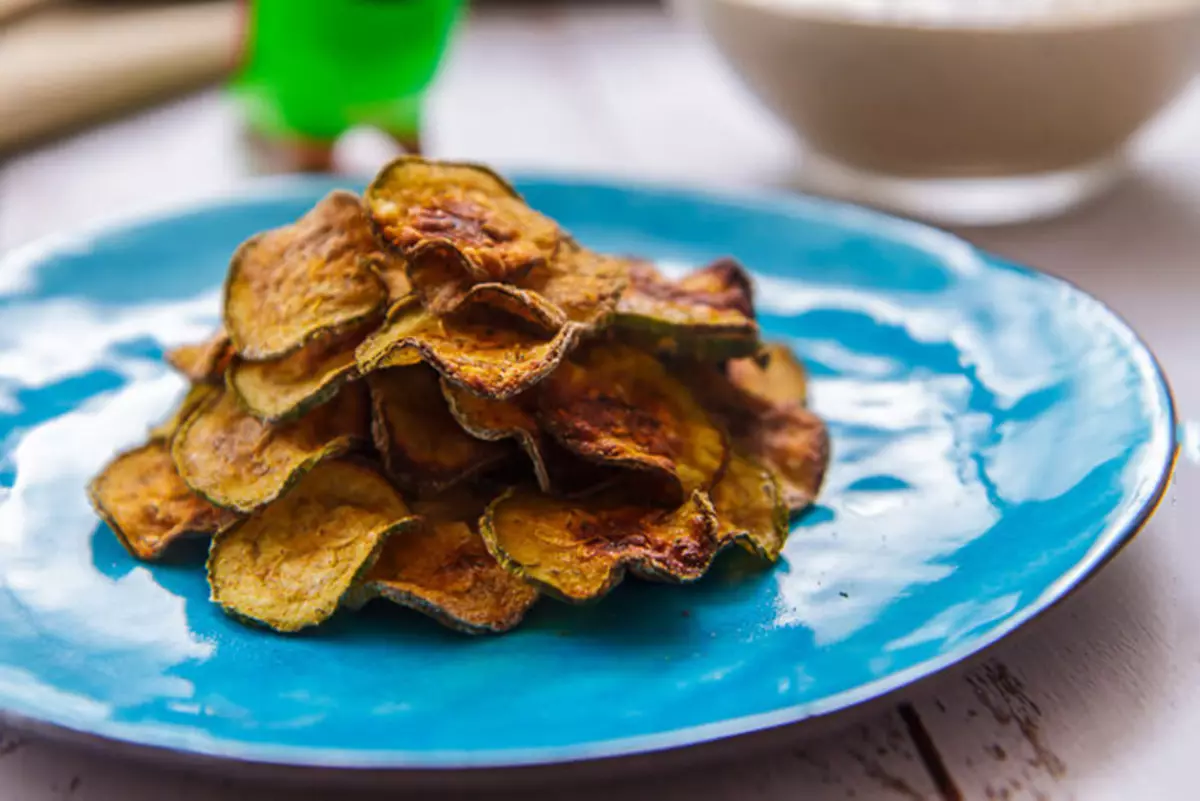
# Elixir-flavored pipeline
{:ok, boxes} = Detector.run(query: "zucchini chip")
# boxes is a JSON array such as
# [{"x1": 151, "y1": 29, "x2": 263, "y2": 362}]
[
  {"x1": 228, "y1": 322, "x2": 371, "y2": 423},
  {"x1": 481, "y1": 486, "x2": 719, "y2": 603},
  {"x1": 368, "y1": 365, "x2": 511, "y2": 494},
  {"x1": 172, "y1": 386, "x2": 369, "y2": 513},
  {"x1": 208, "y1": 460, "x2": 417, "y2": 632},
  {"x1": 367, "y1": 156, "x2": 561, "y2": 283},
  {"x1": 224, "y1": 190, "x2": 387, "y2": 359},
  {"x1": 88, "y1": 441, "x2": 238, "y2": 561},
  {"x1": 356, "y1": 298, "x2": 582, "y2": 401},
  {"x1": 354, "y1": 491, "x2": 538, "y2": 634},
  {"x1": 165, "y1": 327, "x2": 233, "y2": 385},
  {"x1": 615, "y1": 259, "x2": 759, "y2": 359},
  {"x1": 538, "y1": 343, "x2": 726, "y2": 506},
  {"x1": 711, "y1": 450, "x2": 789, "y2": 561}
]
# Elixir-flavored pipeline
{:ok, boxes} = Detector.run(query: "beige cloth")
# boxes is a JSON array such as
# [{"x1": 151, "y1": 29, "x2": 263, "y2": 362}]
[{"x1": 0, "y1": 1, "x2": 237, "y2": 153}]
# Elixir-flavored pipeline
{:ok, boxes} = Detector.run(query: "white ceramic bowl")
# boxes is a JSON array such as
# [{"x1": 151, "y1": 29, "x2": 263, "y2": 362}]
[{"x1": 675, "y1": 0, "x2": 1200, "y2": 223}]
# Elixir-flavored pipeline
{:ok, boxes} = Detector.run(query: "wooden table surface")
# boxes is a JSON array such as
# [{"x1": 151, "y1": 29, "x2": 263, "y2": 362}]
[{"x1": 0, "y1": 6, "x2": 1197, "y2": 800}]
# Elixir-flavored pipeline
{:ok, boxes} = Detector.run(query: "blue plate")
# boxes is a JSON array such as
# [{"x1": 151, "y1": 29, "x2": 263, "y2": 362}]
[{"x1": 0, "y1": 175, "x2": 1175, "y2": 769}]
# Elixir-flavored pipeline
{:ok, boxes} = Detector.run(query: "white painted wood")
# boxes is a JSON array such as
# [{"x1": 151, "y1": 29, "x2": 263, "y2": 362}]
[{"x1": 1, "y1": 5, "x2": 1198, "y2": 800}]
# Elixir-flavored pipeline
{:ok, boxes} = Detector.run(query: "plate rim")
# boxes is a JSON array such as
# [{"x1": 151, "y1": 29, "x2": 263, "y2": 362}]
[{"x1": 0, "y1": 173, "x2": 1178, "y2": 770}]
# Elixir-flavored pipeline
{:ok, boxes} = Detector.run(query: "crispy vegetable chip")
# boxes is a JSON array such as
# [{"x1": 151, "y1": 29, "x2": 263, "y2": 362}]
[
  {"x1": 745, "y1": 405, "x2": 829, "y2": 513},
  {"x1": 88, "y1": 441, "x2": 238, "y2": 561},
  {"x1": 354, "y1": 491, "x2": 538, "y2": 633},
  {"x1": 538, "y1": 343, "x2": 726, "y2": 506},
  {"x1": 405, "y1": 240, "x2": 625, "y2": 336},
  {"x1": 367, "y1": 250, "x2": 414, "y2": 304},
  {"x1": 368, "y1": 365, "x2": 510, "y2": 494},
  {"x1": 689, "y1": 357, "x2": 829, "y2": 514},
  {"x1": 208, "y1": 460, "x2": 417, "y2": 632},
  {"x1": 521, "y1": 245, "x2": 630, "y2": 328},
  {"x1": 481, "y1": 486, "x2": 720, "y2": 603},
  {"x1": 366, "y1": 156, "x2": 561, "y2": 282},
  {"x1": 453, "y1": 282, "x2": 567, "y2": 332},
  {"x1": 712, "y1": 450, "x2": 789, "y2": 561},
  {"x1": 441, "y1": 381, "x2": 614, "y2": 495},
  {"x1": 224, "y1": 190, "x2": 387, "y2": 359},
  {"x1": 173, "y1": 386, "x2": 369, "y2": 513},
  {"x1": 165, "y1": 328, "x2": 233, "y2": 385},
  {"x1": 228, "y1": 324, "x2": 369, "y2": 423},
  {"x1": 402, "y1": 240, "x2": 569, "y2": 330},
  {"x1": 727, "y1": 342, "x2": 808, "y2": 408},
  {"x1": 356, "y1": 298, "x2": 582, "y2": 400},
  {"x1": 148, "y1": 383, "x2": 220, "y2": 443},
  {"x1": 616, "y1": 259, "x2": 759, "y2": 359}
]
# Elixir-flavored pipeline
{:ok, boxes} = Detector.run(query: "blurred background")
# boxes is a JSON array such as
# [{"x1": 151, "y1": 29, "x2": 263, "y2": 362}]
[{"x1": 3, "y1": 0, "x2": 1200, "y2": 234}]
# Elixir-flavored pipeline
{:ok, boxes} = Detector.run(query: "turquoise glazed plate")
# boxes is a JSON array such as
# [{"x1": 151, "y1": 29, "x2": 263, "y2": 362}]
[{"x1": 0, "y1": 176, "x2": 1175, "y2": 769}]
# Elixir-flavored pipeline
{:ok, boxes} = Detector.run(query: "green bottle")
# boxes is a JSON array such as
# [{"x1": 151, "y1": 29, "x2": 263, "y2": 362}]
[{"x1": 232, "y1": 0, "x2": 462, "y2": 170}]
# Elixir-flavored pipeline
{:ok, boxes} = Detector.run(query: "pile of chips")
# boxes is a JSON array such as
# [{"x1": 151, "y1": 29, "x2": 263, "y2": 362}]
[{"x1": 87, "y1": 157, "x2": 830, "y2": 635}]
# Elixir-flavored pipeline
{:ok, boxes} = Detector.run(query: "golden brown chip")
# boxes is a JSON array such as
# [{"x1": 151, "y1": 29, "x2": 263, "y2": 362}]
[
  {"x1": 224, "y1": 190, "x2": 388, "y2": 359},
  {"x1": 404, "y1": 240, "x2": 625, "y2": 336},
  {"x1": 538, "y1": 343, "x2": 726, "y2": 506},
  {"x1": 207, "y1": 460, "x2": 417, "y2": 633},
  {"x1": 148, "y1": 383, "x2": 220, "y2": 443},
  {"x1": 727, "y1": 342, "x2": 808, "y2": 408},
  {"x1": 480, "y1": 486, "x2": 720, "y2": 603},
  {"x1": 440, "y1": 381, "x2": 614, "y2": 495},
  {"x1": 711, "y1": 450, "x2": 789, "y2": 561},
  {"x1": 402, "y1": 241, "x2": 565, "y2": 331},
  {"x1": 165, "y1": 328, "x2": 233, "y2": 385},
  {"x1": 366, "y1": 156, "x2": 561, "y2": 282},
  {"x1": 522, "y1": 245, "x2": 630, "y2": 328},
  {"x1": 354, "y1": 490, "x2": 539, "y2": 634},
  {"x1": 356, "y1": 297, "x2": 583, "y2": 400},
  {"x1": 366, "y1": 249, "x2": 414, "y2": 304},
  {"x1": 172, "y1": 386, "x2": 369, "y2": 513},
  {"x1": 368, "y1": 365, "x2": 511, "y2": 494},
  {"x1": 228, "y1": 324, "x2": 369, "y2": 423},
  {"x1": 452, "y1": 282, "x2": 567, "y2": 332},
  {"x1": 689, "y1": 360, "x2": 829, "y2": 515},
  {"x1": 745, "y1": 405, "x2": 829, "y2": 513},
  {"x1": 615, "y1": 259, "x2": 760, "y2": 359},
  {"x1": 88, "y1": 441, "x2": 238, "y2": 561}
]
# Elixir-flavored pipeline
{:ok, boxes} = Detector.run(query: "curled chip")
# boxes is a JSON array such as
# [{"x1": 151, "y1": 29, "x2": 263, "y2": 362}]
[
  {"x1": 356, "y1": 297, "x2": 582, "y2": 400},
  {"x1": 689, "y1": 353, "x2": 829, "y2": 515},
  {"x1": 88, "y1": 441, "x2": 238, "y2": 561},
  {"x1": 441, "y1": 381, "x2": 616, "y2": 495},
  {"x1": 228, "y1": 323, "x2": 369, "y2": 423},
  {"x1": 172, "y1": 386, "x2": 369, "y2": 513},
  {"x1": 538, "y1": 343, "x2": 726, "y2": 506},
  {"x1": 481, "y1": 486, "x2": 720, "y2": 603},
  {"x1": 712, "y1": 450, "x2": 789, "y2": 561},
  {"x1": 403, "y1": 240, "x2": 569, "y2": 330},
  {"x1": 224, "y1": 190, "x2": 387, "y2": 359},
  {"x1": 165, "y1": 328, "x2": 233, "y2": 385},
  {"x1": 368, "y1": 365, "x2": 510, "y2": 494},
  {"x1": 405, "y1": 241, "x2": 625, "y2": 336},
  {"x1": 366, "y1": 156, "x2": 561, "y2": 282},
  {"x1": 521, "y1": 245, "x2": 630, "y2": 328},
  {"x1": 727, "y1": 342, "x2": 809, "y2": 408},
  {"x1": 744, "y1": 405, "x2": 829, "y2": 514},
  {"x1": 367, "y1": 250, "x2": 414, "y2": 304},
  {"x1": 452, "y1": 282, "x2": 567, "y2": 332},
  {"x1": 208, "y1": 460, "x2": 418, "y2": 633},
  {"x1": 353, "y1": 491, "x2": 539, "y2": 634},
  {"x1": 148, "y1": 383, "x2": 220, "y2": 443},
  {"x1": 615, "y1": 258, "x2": 759, "y2": 359}
]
